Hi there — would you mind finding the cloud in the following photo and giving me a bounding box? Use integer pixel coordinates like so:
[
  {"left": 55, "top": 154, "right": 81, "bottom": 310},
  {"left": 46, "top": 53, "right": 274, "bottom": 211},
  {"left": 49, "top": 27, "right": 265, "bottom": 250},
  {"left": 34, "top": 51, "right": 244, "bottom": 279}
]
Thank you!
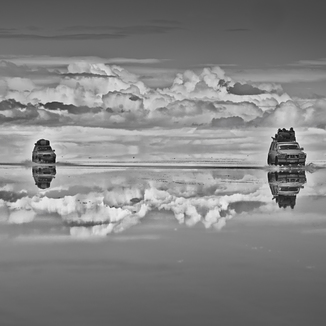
[
  {"left": 0, "top": 23, "right": 183, "bottom": 41},
  {"left": 228, "top": 67, "right": 326, "bottom": 83},
  {"left": 59, "top": 24, "right": 183, "bottom": 35},
  {"left": 0, "top": 28, "right": 16, "bottom": 33},
  {"left": 106, "top": 58, "right": 167, "bottom": 65},
  {"left": 211, "top": 116, "right": 245, "bottom": 128},
  {"left": 42, "top": 102, "right": 102, "bottom": 115},
  {"left": 0, "top": 60, "right": 326, "bottom": 137},
  {"left": 5, "top": 77, "right": 35, "bottom": 92},
  {"left": 0, "top": 33, "right": 125, "bottom": 41},
  {"left": 0, "top": 56, "right": 165, "bottom": 68},
  {"left": 288, "top": 58, "right": 326, "bottom": 67},
  {"left": 255, "top": 100, "right": 304, "bottom": 127},
  {"left": 227, "top": 82, "right": 265, "bottom": 95},
  {"left": 0, "top": 60, "right": 52, "bottom": 78}
]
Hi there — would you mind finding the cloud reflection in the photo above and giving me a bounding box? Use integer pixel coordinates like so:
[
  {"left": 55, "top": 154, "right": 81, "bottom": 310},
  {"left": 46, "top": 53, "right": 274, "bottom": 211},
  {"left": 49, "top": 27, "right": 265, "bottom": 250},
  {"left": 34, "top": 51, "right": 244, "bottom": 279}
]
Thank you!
[{"left": 0, "top": 167, "right": 321, "bottom": 240}]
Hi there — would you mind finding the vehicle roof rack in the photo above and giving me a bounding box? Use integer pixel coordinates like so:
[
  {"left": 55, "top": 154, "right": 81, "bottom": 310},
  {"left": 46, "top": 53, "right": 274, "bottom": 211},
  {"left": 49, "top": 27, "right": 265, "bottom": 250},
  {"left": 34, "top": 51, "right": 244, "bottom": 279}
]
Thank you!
[
  {"left": 272, "top": 128, "right": 296, "bottom": 142},
  {"left": 35, "top": 139, "right": 50, "bottom": 146}
]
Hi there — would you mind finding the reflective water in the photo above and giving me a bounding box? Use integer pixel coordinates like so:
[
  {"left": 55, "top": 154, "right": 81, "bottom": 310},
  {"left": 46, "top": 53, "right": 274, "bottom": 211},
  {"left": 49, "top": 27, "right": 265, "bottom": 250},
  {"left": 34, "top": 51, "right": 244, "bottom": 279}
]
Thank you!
[{"left": 1, "top": 166, "right": 326, "bottom": 325}]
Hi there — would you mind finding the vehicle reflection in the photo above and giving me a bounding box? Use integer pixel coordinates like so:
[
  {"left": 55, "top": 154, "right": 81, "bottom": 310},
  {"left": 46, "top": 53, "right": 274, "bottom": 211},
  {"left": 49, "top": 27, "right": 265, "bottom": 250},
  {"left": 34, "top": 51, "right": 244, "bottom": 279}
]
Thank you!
[
  {"left": 32, "top": 165, "right": 56, "bottom": 189},
  {"left": 268, "top": 170, "right": 306, "bottom": 209}
]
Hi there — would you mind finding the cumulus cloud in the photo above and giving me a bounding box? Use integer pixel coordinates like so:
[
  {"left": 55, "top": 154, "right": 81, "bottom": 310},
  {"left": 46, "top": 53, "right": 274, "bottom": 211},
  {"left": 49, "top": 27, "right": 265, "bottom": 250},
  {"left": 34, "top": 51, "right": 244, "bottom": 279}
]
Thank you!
[
  {"left": 0, "top": 59, "right": 325, "bottom": 135},
  {"left": 0, "top": 61, "right": 299, "bottom": 130},
  {"left": 255, "top": 100, "right": 304, "bottom": 127}
]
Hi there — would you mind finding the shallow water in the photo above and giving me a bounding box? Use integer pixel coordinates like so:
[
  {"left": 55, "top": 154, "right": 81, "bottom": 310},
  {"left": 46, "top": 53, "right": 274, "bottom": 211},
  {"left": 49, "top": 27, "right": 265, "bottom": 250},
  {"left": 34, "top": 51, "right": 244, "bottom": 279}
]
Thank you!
[{"left": 0, "top": 166, "right": 326, "bottom": 325}]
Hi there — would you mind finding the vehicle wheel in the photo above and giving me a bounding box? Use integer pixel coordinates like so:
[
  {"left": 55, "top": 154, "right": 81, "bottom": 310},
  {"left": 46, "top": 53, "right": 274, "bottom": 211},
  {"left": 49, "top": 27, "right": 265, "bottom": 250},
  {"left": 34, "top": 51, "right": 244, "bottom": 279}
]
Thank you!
[
  {"left": 275, "top": 157, "right": 279, "bottom": 166},
  {"left": 267, "top": 156, "right": 272, "bottom": 165}
]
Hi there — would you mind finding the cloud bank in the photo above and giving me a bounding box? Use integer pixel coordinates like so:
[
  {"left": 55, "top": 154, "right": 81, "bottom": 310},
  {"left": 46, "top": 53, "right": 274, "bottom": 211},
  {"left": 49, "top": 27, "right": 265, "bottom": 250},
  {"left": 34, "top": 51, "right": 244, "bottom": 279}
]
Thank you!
[{"left": 1, "top": 60, "right": 314, "bottom": 130}]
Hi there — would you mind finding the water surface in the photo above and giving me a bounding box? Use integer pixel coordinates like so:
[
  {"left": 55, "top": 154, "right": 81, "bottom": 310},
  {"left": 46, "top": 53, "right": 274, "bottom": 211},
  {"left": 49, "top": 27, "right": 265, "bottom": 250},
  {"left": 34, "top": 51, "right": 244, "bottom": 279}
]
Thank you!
[{"left": 0, "top": 166, "right": 325, "bottom": 325}]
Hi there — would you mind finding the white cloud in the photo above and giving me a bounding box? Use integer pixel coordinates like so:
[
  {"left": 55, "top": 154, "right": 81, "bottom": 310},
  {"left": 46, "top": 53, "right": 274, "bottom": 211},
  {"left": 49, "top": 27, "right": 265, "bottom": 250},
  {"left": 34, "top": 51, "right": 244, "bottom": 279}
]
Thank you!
[{"left": 5, "top": 77, "right": 36, "bottom": 92}]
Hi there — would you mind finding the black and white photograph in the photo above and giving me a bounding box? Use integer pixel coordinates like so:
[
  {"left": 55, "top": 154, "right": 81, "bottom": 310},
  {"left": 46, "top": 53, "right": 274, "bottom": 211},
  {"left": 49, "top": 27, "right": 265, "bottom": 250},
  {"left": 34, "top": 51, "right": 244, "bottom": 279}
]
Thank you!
[{"left": 1, "top": 1, "right": 326, "bottom": 325}]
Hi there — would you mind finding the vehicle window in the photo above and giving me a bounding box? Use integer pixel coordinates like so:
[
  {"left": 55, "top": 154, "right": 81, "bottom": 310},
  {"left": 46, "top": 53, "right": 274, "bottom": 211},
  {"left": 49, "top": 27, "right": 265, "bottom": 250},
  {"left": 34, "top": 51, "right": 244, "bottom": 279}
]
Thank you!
[
  {"left": 280, "top": 186, "right": 299, "bottom": 191},
  {"left": 279, "top": 144, "right": 299, "bottom": 150},
  {"left": 38, "top": 146, "right": 51, "bottom": 151}
]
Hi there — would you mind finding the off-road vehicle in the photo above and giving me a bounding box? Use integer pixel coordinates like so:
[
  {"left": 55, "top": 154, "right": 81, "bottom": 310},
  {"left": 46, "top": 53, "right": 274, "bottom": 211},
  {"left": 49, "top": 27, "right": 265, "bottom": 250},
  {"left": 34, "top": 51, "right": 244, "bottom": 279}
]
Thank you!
[
  {"left": 32, "top": 139, "right": 56, "bottom": 164},
  {"left": 267, "top": 128, "right": 306, "bottom": 166}
]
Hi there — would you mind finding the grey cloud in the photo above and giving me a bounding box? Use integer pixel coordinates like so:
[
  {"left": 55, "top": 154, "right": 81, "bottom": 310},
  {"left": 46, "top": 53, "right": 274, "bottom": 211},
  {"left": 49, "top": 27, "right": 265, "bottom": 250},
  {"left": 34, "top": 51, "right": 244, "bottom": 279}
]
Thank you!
[
  {"left": 227, "top": 82, "right": 265, "bottom": 95},
  {"left": 105, "top": 58, "right": 165, "bottom": 65},
  {"left": 0, "top": 28, "right": 16, "bottom": 33},
  {"left": 0, "top": 33, "right": 125, "bottom": 40},
  {"left": 0, "top": 100, "right": 64, "bottom": 125},
  {"left": 129, "top": 95, "right": 141, "bottom": 101},
  {"left": 211, "top": 116, "right": 245, "bottom": 128},
  {"left": 0, "top": 60, "right": 56, "bottom": 78},
  {"left": 0, "top": 110, "right": 38, "bottom": 123},
  {"left": 61, "top": 72, "right": 115, "bottom": 78},
  {"left": 42, "top": 102, "right": 102, "bottom": 115},
  {"left": 0, "top": 99, "right": 26, "bottom": 111},
  {"left": 0, "top": 24, "right": 181, "bottom": 40},
  {"left": 60, "top": 24, "right": 183, "bottom": 35}
]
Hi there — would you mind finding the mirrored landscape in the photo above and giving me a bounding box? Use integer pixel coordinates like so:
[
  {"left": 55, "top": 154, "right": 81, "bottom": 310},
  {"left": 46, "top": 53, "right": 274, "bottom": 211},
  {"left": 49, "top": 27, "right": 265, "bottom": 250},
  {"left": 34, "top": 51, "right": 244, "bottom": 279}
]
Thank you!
[{"left": 0, "top": 165, "right": 326, "bottom": 325}]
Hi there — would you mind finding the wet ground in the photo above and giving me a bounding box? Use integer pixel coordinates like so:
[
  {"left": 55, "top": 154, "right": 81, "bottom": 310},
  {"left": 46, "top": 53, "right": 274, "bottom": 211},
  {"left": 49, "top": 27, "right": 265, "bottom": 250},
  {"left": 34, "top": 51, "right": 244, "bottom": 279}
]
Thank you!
[{"left": 0, "top": 165, "right": 326, "bottom": 325}]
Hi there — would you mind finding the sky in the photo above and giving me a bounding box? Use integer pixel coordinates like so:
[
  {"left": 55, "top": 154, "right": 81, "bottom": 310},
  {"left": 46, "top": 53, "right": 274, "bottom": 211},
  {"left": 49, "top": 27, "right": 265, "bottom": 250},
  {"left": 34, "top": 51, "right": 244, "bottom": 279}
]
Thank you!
[{"left": 1, "top": 0, "right": 326, "bottom": 164}]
